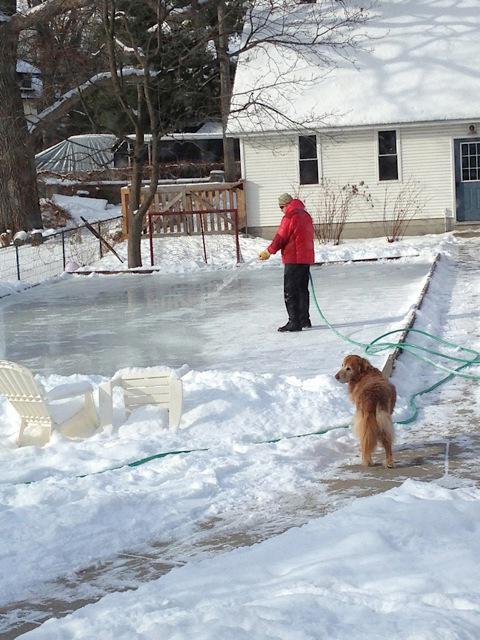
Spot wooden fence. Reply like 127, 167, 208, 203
121, 181, 246, 236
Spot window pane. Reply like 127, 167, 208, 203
379, 155, 398, 181
300, 159, 319, 184
378, 130, 397, 155
299, 135, 317, 160
469, 169, 477, 180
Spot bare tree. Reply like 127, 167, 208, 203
103, 0, 372, 266
100, 0, 224, 267
0, 0, 94, 233
1, 0, 372, 264
19, 2, 101, 145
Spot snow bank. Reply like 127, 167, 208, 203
22, 480, 480, 639
52, 194, 120, 224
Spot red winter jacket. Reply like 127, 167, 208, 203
267, 199, 315, 264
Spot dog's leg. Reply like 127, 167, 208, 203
355, 411, 377, 466
377, 409, 395, 468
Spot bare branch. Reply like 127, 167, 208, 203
12, 0, 94, 32
29, 68, 147, 138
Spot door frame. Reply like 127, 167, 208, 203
451, 135, 480, 223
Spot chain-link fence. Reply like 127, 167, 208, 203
0, 217, 123, 285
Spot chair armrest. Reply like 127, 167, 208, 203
46, 381, 95, 402
98, 380, 114, 427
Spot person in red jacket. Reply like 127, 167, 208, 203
258, 193, 315, 332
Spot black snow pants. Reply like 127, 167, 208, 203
283, 263, 311, 326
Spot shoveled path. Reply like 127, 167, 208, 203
2, 238, 479, 639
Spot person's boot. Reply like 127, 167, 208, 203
278, 321, 302, 332
301, 319, 312, 328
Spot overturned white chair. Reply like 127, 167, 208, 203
0, 360, 99, 447
99, 369, 183, 431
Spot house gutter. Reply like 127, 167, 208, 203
227, 116, 480, 139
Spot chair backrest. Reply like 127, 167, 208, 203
0, 360, 51, 426
119, 370, 182, 429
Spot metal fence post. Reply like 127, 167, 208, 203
149, 213, 154, 266
98, 222, 103, 259
234, 209, 241, 264
15, 245, 21, 280
61, 230, 66, 270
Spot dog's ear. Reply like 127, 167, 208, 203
359, 357, 373, 374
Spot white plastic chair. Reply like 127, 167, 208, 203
0, 360, 99, 446
99, 369, 183, 431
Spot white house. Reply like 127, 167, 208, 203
227, 0, 480, 238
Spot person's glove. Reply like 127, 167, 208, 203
258, 249, 270, 261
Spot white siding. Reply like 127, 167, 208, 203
242, 122, 477, 229
242, 136, 298, 227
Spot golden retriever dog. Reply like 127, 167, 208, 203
335, 354, 396, 468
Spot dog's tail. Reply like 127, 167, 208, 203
376, 407, 394, 439
354, 407, 394, 467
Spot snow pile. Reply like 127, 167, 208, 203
86, 230, 446, 272
21, 480, 480, 639
51, 194, 121, 225
1, 226, 478, 638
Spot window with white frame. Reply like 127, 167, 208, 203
461, 142, 480, 181
299, 135, 319, 184
378, 130, 398, 181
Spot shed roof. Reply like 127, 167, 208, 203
35, 135, 116, 173
227, 0, 480, 134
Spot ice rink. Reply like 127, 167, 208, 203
0, 259, 432, 377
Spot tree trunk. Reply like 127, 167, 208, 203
127, 152, 145, 268
0, 15, 42, 233
217, 1, 236, 182
128, 208, 144, 267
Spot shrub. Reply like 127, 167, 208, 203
381, 178, 426, 242
314, 180, 373, 245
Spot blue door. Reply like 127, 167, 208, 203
455, 138, 480, 222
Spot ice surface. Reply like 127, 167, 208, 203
0, 259, 431, 377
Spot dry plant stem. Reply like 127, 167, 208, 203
382, 178, 425, 242
314, 181, 373, 245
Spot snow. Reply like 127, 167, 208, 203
16, 59, 40, 74
22, 480, 480, 640
51, 194, 120, 225
0, 196, 122, 293
87, 228, 442, 272
228, 0, 480, 133
0, 206, 479, 637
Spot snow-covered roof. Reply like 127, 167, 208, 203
16, 59, 40, 75
127, 122, 224, 142
16, 59, 42, 99
228, 0, 480, 134
35, 134, 117, 173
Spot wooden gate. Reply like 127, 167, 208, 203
121, 181, 246, 235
